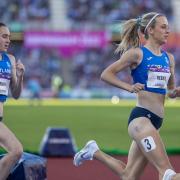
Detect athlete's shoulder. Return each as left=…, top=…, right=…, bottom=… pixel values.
left=126, top=47, right=142, bottom=56
left=165, top=51, right=174, bottom=60
left=165, top=51, right=175, bottom=67
left=6, top=53, right=15, bottom=60
left=124, top=47, right=143, bottom=62
left=6, top=53, right=16, bottom=65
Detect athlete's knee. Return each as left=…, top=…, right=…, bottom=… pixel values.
left=162, top=169, right=176, bottom=180
left=9, top=142, right=23, bottom=161
left=14, top=143, right=23, bottom=159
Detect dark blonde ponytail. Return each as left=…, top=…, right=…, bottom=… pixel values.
left=115, top=19, right=140, bottom=54
left=116, top=12, right=164, bottom=54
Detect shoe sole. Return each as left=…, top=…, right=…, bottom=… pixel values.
left=73, top=140, right=96, bottom=166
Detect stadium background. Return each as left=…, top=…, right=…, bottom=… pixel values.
left=1, top=0, right=180, bottom=179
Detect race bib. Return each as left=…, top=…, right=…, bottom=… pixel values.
left=0, top=78, right=10, bottom=95
left=147, top=71, right=171, bottom=89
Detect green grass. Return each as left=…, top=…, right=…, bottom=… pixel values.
left=2, top=99, right=180, bottom=154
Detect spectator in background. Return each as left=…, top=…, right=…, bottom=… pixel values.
left=51, top=74, right=63, bottom=98
left=0, top=22, right=24, bottom=179
left=27, top=76, right=42, bottom=99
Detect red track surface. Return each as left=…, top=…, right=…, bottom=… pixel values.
left=47, top=155, right=180, bottom=180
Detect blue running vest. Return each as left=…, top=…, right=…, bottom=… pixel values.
left=131, top=47, right=171, bottom=95
left=0, top=52, right=12, bottom=102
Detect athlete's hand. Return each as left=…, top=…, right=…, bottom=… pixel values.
left=168, top=87, right=180, bottom=98
left=167, top=89, right=176, bottom=98
left=131, top=83, right=145, bottom=93
left=175, top=87, right=180, bottom=97
left=16, top=59, right=25, bottom=77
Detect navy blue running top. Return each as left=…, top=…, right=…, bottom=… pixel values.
left=0, top=52, right=12, bottom=102
left=131, top=47, right=171, bottom=95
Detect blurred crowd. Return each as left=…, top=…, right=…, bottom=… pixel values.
left=2, top=0, right=180, bottom=99
left=66, top=0, right=173, bottom=30
left=0, top=0, right=50, bottom=31
left=9, top=43, right=62, bottom=98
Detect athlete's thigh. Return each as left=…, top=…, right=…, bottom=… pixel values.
left=0, top=122, right=22, bottom=152
left=125, top=140, right=148, bottom=179
left=128, top=117, right=173, bottom=175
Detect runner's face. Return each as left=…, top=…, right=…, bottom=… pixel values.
left=0, top=26, right=10, bottom=52
left=150, top=16, right=170, bottom=45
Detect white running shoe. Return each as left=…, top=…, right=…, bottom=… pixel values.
left=162, top=169, right=176, bottom=180
left=73, top=140, right=99, bottom=167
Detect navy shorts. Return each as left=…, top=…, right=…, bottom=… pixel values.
left=128, top=106, right=163, bottom=129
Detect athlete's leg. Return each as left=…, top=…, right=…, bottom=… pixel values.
left=128, top=117, right=174, bottom=179
left=93, top=148, right=126, bottom=177
left=0, top=122, right=23, bottom=180
left=74, top=139, right=148, bottom=179
left=94, top=140, right=148, bottom=179
left=121, top=140, right=148, bottom=180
